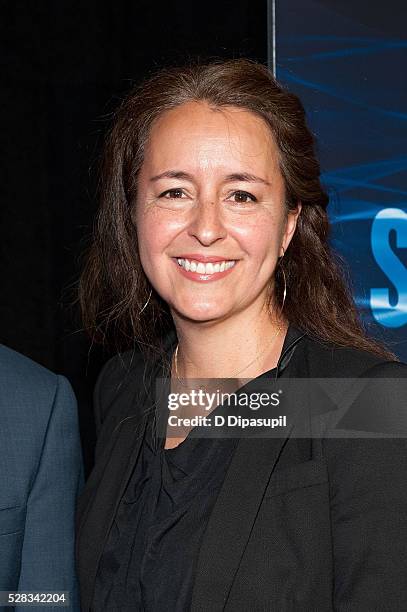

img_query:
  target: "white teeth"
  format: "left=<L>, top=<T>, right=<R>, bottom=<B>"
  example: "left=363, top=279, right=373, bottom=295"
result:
left=175, top=258, right=236, bottom=275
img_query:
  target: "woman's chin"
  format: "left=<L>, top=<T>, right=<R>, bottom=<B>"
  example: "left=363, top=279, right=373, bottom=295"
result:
left=172, top=303, right=230, bottom=324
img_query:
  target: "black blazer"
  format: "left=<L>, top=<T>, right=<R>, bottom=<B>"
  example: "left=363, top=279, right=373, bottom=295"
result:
left=76, top=324, right=407, bottom=611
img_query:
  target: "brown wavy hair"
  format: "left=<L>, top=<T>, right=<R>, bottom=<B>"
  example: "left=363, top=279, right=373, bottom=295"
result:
left=78, top=58, right=396, bottom=363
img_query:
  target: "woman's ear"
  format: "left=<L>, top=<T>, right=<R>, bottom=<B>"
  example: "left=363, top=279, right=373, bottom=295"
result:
left=282, top=201, right=302, bottom=252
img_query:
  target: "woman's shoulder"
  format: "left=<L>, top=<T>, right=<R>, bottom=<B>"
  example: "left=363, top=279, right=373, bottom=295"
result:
left=93, top=348, right=150, bottom=434
left=96, top=348, right=146, bottom=392
left=93, top=330, right=176, bottom=435
left=299, top=334, right=407, bottom=439
left=301, top=332, right=407, bottom=378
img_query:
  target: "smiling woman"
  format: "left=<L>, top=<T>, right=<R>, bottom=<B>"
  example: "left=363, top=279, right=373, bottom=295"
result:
left=134, top=100, right=299, bottom=341
left=76, top=59, right=407, bottom=612
left=78, top=59, right=394, bottom=365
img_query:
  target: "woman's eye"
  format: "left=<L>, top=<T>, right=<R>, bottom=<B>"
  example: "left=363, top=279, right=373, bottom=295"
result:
left=229, top=190, right=257, bottom=204
left=159, top=188, right=186, bottom=199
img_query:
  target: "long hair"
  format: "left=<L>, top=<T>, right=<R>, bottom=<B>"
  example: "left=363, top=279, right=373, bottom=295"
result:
left=78, top=58, right=397, bottom=363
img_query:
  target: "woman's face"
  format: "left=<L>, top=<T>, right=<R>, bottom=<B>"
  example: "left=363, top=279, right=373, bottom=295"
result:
left=135, top=100, right=301, bottom=323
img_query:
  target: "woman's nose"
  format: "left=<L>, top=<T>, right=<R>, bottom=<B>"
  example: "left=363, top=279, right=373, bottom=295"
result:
left=187, top=199, right=227, bottom=246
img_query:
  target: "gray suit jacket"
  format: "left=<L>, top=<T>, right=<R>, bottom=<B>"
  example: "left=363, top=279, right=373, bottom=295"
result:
left=0, top=345, right=83, bottom=611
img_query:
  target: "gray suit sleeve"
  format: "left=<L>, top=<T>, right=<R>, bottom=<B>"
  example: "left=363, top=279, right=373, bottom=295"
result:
left=16, top=375, right=84, bottom=612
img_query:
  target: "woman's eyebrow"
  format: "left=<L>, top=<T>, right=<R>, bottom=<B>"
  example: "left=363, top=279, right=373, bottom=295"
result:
left=149, top=170, right=270, bottom=185
left=150, top=170, right=194, bottom=182
left=223, top=172, right=271, bottom=186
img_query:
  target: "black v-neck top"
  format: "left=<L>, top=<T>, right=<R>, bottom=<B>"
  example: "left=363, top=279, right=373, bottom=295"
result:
left=93, top=366, right=277, bottom=612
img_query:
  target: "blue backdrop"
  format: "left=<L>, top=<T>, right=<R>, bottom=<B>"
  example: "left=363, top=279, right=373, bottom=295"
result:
left=273, top=0, right=407, bottom=361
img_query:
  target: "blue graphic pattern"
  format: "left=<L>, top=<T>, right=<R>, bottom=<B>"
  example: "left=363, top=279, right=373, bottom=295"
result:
left=275, top=2, right=407, bottom=358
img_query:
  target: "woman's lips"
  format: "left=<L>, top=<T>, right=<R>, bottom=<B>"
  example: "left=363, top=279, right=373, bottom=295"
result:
left=172, top=257, right=238, bottom=282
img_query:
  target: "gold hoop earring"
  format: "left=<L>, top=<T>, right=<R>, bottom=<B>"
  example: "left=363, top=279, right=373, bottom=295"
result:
left=278, top=247, right=287, bottom=315
left=139, top=288, right=152, bottom=314
left=279, top=266, right=287, bottom=314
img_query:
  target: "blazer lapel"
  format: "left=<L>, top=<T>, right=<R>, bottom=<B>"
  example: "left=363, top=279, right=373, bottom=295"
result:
left=78, top=331, right=181, bottom=611
left=77, top=408, right=148, bottom=611
left=191, top=324, right=307, bottom=611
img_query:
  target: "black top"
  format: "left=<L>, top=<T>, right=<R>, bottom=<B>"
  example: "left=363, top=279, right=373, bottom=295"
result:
left=77, top=324, right=407, bottom=612
left=93, top=367, right=277, bottom=611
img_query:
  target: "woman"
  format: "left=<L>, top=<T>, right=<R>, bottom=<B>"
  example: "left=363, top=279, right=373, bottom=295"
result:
left=76, top=59, right=407, bottom=611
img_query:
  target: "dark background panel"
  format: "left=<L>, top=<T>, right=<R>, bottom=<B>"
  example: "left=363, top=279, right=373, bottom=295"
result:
left=0, top=0, right=268, bottom=474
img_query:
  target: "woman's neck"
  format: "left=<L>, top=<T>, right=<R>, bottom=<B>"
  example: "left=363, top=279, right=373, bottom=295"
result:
left=171, top=304, right=288, bottom=381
